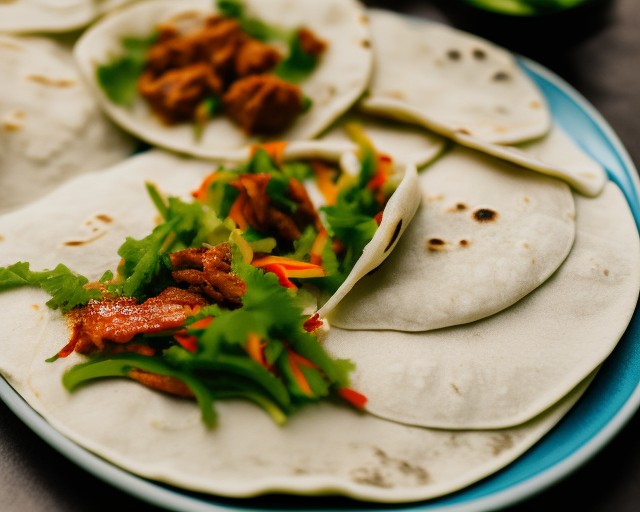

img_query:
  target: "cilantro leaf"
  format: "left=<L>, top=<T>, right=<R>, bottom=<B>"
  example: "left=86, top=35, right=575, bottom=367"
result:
left=0, top=262, right=101, bottom=312
left=96, top=32, right=158, bottom=107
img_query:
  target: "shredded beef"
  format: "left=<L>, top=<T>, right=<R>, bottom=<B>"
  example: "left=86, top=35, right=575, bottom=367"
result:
left=223, top=74, right=302, bottom=134
left=297, top=27, right=326, bottom=57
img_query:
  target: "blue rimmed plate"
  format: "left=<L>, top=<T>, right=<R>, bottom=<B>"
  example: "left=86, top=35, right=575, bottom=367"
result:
left=1, top=36, right=639, bottom=512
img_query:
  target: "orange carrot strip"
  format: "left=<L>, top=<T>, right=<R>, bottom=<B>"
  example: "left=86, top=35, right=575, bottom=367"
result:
left=311, top=160, right=339, bottom=206
left=309, top=229, right=329, bottom=266
left=192, top=172, right=223, bottom=201
left=287, top=351, right=314, bottom=396
left=252, top=255, right=324, bottom=271
left=228, top=192, right=249, bottom=231
left=246, top=333, right=268, bottom=367
left=173, top=332, right=198, bottom=353
left=339, top=388, right=368, bottom=409
left=251, top=141, right=288, bottom=165
left=262, top=263, right=297, bottom=289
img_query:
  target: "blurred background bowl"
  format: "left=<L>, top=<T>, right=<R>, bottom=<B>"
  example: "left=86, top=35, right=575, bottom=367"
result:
left=431, top=0, right=616, bottom=58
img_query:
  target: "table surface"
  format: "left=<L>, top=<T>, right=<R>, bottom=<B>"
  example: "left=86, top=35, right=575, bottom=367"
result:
left=2, top=1, right=640, bottom=511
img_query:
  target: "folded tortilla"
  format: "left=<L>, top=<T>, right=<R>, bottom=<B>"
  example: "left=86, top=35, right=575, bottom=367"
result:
left=359, top=10, right=606, bottom=197
left=73, top=0, right=373, bottom=160
left=0, top=35, right=135, bottom=214
left=329, top=144, right=576, bottom=332
left=324, top=181, right=640, bottom=429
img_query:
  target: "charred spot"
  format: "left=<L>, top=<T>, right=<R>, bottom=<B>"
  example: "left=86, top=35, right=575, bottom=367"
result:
left=361, top=39, right=371, bottom=48
left=472, top=48, right=487, bottom=60
left=446, top=49, right=462, bottom=60
left=530, top=100, right=542, bottom=109
left=384, top=220, right=402, bottom=253
left=427, top=238, right=447, bottom=252
left=457, top=128, right=471, bottom=136
left=455, top=202, right=468, bottom=211
left=459, top=239, right=469, bottom=247
left=429, top=238, right=445, bottom=246
left=492, top=71, right=511, bottom=82
left=473, top=208, right=498, bottom=223
left=604, top=269, right=610, bottom=276
left=95, top=214, right=113, bottom=223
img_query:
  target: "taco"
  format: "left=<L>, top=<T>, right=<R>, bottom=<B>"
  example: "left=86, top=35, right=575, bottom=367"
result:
left=0, top=34, right=135, bottom=214
left=73, top=0, right=373, bottom=160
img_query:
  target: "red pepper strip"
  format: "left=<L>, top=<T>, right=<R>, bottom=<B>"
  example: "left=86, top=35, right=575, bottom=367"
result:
left=55, top=322, right=82, bottom=359
left=303, top=313, right=324, bottom=333
left=374, top=211, right=384, bottom=226
left=287, top=350, right=317, bottom=397
left=309, top=229, right=329, bottom=266
left=368, top=153, right=393, bottom=191
left=246, top=333, right=269, bottom=368
left=172, top=317, right=213, bottom=353
left=339, top=388, right=368, bottom=409
left=262, top=263, right=297, bottom=289
left=251, top=141, right=288, bottom=165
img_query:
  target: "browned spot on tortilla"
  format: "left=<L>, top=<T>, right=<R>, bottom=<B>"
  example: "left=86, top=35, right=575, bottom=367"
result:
left=489, top=433, right=514, bottom=456
left=522, top=242, right=530, bottom=249
left=373, top=448, right=430, bottom=484
left=457, top=128, right=472, bottom=136
left=361, top=39, right=370, bottom=49
left=450, top=383, right=461, bottom=395
left=530, top=100, right=542, bottom=109
left=384, top=220, right=402, bottom=253
left=459, top=239, right=469, bottom=247
left=95, top=214, right=113, bottom=223
left=26, top=74, right=76, bottom=88
left=2, top=121, right=21, bottom=132
left=426, top=194, right=444, bottom=202
left=427, top=238, right=446, bottom=251
left=531, top=258, right=536, bottom=265
left=360, top=14, right=369, bottom=24
left=579, top=171, right=597, bottom=179
left=523, top=196, right=530, bottom=204
left=604, top=269, right=610, bottom=276
left=492, top=71, right=511, bottom=82
left=13, top=110, right=25, bottom=120
left=447, top=49, right=461, bottom=60
left=0, top=234, right=4, bottom=242
left=64, top=232, right=107, bottom=247
left=472, top=48, right=487, bottom=60
left=473, top=208, right=498, bottom=223
left=31, top=304, right=40, bottom=311
left=448, top=202, right=468, bottom=213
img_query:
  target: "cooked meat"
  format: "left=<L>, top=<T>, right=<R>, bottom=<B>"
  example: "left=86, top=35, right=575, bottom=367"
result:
left=138, top=63, right=223, bottom=124
left=234, top=38, right=281, bottom=77
left=170, top=243, right=246, bottom=308
left=68, top=287, right=207, bottom=354
left=223, top=74, right=302, bottom=134
left=287, top=177, right=323, bottom=232
left=297, top=27, right=326, bottom=57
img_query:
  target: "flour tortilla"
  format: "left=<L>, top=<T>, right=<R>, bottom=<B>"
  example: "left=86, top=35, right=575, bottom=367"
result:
left=324, top=181, right=640, bottom=429
left=74, top=0, right=373, bottom=161
left=361, top=9, right=551, bottom=146
left=330, top=144, right=576, bottom=332
left=0, top=163, right=594, bottom=500
left=455, top=124, right=607, bottom=197
left=0, top=35, right=134, bottom=214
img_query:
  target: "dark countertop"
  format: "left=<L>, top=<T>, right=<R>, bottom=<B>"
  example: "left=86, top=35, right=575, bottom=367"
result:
left=1, top=1, right=639, bottom=511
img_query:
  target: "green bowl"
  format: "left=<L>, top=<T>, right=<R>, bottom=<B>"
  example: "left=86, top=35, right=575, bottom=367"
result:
left=433, top=0, right=615, bottom=58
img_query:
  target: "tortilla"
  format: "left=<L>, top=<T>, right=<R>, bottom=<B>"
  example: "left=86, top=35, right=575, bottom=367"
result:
left=360, top=9, right=551, bottom=146
left=0, top=159, right=593, bottom=499
left=0, top=35, right=135, bottom=214
left=329, top=144, right=576, bottom=332
left=455, top=124, right=607, bottom=197
left=73, top=0, right=373, bottom=161
left=324, top=181, right=640, bottom=429
left=0, top=0, right=138, bottom=34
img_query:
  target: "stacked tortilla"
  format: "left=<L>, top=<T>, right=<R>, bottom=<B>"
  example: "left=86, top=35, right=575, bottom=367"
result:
left=0, top=0, right=638, bottom=505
